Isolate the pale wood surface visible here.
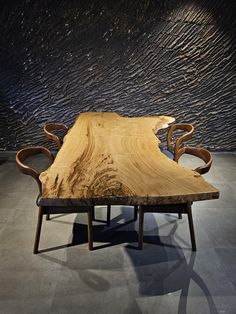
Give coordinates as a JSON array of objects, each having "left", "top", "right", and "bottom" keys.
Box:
[{"left": 39, "top": 112, "right": 219, "bottom": 206}]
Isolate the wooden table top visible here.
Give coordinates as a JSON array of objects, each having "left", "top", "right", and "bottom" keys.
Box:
[{"left": 39, "top": 112, "right": 219, "bottom": 206}]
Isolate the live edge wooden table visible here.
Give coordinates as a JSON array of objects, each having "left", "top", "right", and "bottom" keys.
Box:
[{"left": 38, "top": 112, "right": 219, "bottom": 250}]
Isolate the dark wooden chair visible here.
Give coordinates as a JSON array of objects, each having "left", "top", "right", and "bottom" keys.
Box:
[
  {"left": 161, "top": 123, "right": 194, "bottom": 161},
  {"left": 16, "top": 146, "right": 94, "bottom": 253},
  {"left": 161, "top": 123, "right": 194, "bottom": 219},
  {"left": 43, "top": 122, "right": 69, "bottom": 150},
  {"left": 43, "top": 122, "right": 115, "bottom": 226},
  {"left": 43, "top": 122, "right": 69, "bottom": 221},
  {"left": 138, "top": 146, "right": 213, "bottom": 251}
]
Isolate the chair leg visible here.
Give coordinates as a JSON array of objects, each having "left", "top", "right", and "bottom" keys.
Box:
[
  {"left": 46, "top": 214, "right": 50, "bottom": 220},
  {"left": 87, "top": 208, "right": 93, "bottom": 250},
  {"left": 33, "top": 207, "right": 43, "bottom": 254},
  {"left": 138, "top": 209, "right": 144, "bottom": 250},
  {"left": 187, "top": 204, "right": 196, "bottom": 251},
  {"left": 107, "top": 205, "right": 111, "bottom": 226},
  {"left": 134, "top": 205, "right": 138, "bottom": 220},
  {"left": 178, "top": 213, "right": 182, "bottom": 219}
]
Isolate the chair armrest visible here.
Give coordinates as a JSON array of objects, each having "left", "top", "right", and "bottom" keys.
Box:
[
  {"left": 175, "top": 146, "right": 213, "bottom": 175},
  {"left": 167, "top": 123, "right": 194, "bottom": 161},
  {"left": 16, "top": 146, "right": 54, "bottom": 193},
  {"left": 43, "top": 123, "right": 68, "bottom": 149}
]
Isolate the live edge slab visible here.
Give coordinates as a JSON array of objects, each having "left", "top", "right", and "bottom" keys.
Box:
[{"left": 39, "top": 112, "right": 219, "bottom": 207}]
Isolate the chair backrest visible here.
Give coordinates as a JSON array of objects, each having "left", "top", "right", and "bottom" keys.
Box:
[
  {"left": 16, "top": 146, "right": 54, "bottom": 193},
  {"left": 43, "top": 123, "right": 68, "bottom": 149},
  {"left": 175, "top": 146, "right": 213, "bottom": 175},
  {"left": 167, "top": 123, "right": 194, "bottom": 161}
]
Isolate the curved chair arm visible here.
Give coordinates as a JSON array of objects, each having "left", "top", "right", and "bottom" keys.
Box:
[
  {"left": 16, "top": 146, "right": 54, "bottom": 193},
  {"left": 43, "top": 123, "right": 68, "bottom": 149},
  {"left": 175, "top": 146, "right": 213, "bottom": 175},
  {"left": 167, "top": 123, "right": 194, "bottom": 161}
]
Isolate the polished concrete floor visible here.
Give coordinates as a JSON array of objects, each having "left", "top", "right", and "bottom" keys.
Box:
[{"left": 0, "top": 152, "right": 235, "bottom": 314}]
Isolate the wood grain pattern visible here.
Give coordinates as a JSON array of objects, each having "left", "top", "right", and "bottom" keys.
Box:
[{"left": 39, "top": 112, "right": 219, "bottom": 206}]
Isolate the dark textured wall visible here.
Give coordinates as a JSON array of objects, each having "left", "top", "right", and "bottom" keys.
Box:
[{"left": 0, "top": 0, "right": 236, "bottom": 151}]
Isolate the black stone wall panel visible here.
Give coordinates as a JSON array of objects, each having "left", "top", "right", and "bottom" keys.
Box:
[{"left": 0, "top": 0, "right": 236, "bottom": 151}]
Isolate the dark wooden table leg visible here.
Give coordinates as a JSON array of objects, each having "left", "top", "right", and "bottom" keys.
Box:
[
  {"left": 178, "top": 213, "right": 182, "bottom": 219},
  {"left": 87, "top": 207, "right": 93, "bottom": 250},
  {"left": 187, "top": 203, "right": 196, "bottom": 251},
  {"left": 107, "top": 205, "right": 111, "bottom": 226},
  {"left": 134, "top": 205, "right": 138, "bottom": 220},
  {"left": 92, "top": 207, "right": 95, "bottom": 220},
  {"left": 138, "top": 209, "right": 144, "bottom": 250},
  {"left": 46, "top": 214, "right": 50, "bottom": 220},
  {"left": 33, "top": 206, "right": 43, "bottom": 254}
]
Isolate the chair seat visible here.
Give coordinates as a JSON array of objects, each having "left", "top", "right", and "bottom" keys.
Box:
[{"left": 160, "top": 148, "right": 174, "bottom": 160}]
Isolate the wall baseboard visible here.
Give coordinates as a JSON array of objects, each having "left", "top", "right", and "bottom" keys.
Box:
[
  {"left": 0, "top": 151, "right": 17, "bottom": 160},
  {"left": 0, "top": 150, "right": 57, "bottom": 160}
]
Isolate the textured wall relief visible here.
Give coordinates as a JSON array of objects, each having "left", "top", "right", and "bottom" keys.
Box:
[{"left": 0, "top": 0, "right": 236, "bottom": 150}]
